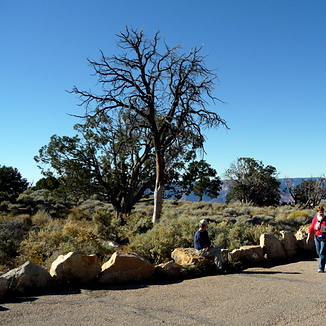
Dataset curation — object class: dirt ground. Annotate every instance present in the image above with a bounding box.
[1,258,325,326]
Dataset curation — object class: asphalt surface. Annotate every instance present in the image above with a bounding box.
[1,258,325,326]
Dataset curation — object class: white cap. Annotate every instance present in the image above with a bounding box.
[199,219,208,227]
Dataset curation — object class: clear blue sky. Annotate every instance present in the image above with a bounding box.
[1,0,326,184]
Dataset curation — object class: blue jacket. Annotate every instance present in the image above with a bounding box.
[194,229,211,250]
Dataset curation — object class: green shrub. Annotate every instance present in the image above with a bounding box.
[210,221,233,249]
[18,219,112,268]
[92,209,121,240]
[18,227,63,266]
[231,222,277,248]
[222,207,237,218]
[274,210,312,229]
[32,210,53,226]
[209,220,278,250]
[1,199,319,269]
[126,225,177,264]
[124,213,153,236]
[126,217,197,264]
[79,199,114,216]
[48,204,70,219]
[68,207,90,220]
[0,201,11,213]
[0,219,29,267]
[166,201,216,219]
[287,211,311,224]
[17,193,35,206]
[249,209,268,217]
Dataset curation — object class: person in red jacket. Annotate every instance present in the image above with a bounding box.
[307,206,326,272]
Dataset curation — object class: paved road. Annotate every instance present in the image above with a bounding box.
[1,258,325,326]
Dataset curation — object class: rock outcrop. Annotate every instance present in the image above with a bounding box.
[155,260,188,279]
[260,233,286,259]
[228,245,264,263]
[295,226,315,252]
[1,261,53,295]
[50,252,101,285]
[171,248,214,268]
[98,252,155,284]
[280,230,297,257]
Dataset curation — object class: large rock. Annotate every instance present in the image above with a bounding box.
[1,261,53,295]
[0,276,9,300]
[228,249,242,263]
[98,252,155,284]
[171,248,214,268]
[260,233,286,259]
[280,231,297,257]
[240,245,264,262]
[155,261,187,279]
[295,226,315,252]
[221,249,231,263]
[50,252,101,285]
[228,246,264,263]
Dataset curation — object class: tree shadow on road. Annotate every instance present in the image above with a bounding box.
[238,270,301,275]
[0,296,38,305]
[89,277,186,292]
[235,255,318,276]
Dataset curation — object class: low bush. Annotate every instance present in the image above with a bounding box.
[207,220,278,250]
[0,195,320,269]
[0,201,11,213]
[18,219,113,268]
[287,210,311,222]
[68,207,90,221]
[211,221,232,249]
[0,219,30,268]
[124,213,153,236]
[126,216,197,264]
[222,207,238,218]
[274,210,312,230]
[32,210,53,226]
[92,209,123,241]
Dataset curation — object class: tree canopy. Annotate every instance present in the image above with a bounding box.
[34,176,60,191]
[182,160,222,201]
[225,157,281,206]
[0,165,28,202]
[35,109,199,217]
[285,177,326,207]
[35,111,155,215]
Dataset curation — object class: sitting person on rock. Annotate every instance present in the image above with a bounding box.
[194,219,223,270]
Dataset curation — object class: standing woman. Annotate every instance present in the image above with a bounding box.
[307,206,326,272]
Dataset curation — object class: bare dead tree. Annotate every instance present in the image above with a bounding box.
[71,27,227,223]
[285,176,326,208]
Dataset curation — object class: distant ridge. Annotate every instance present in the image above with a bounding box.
[181,177,318,203]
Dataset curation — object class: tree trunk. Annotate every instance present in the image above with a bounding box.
[152,151,165,224]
